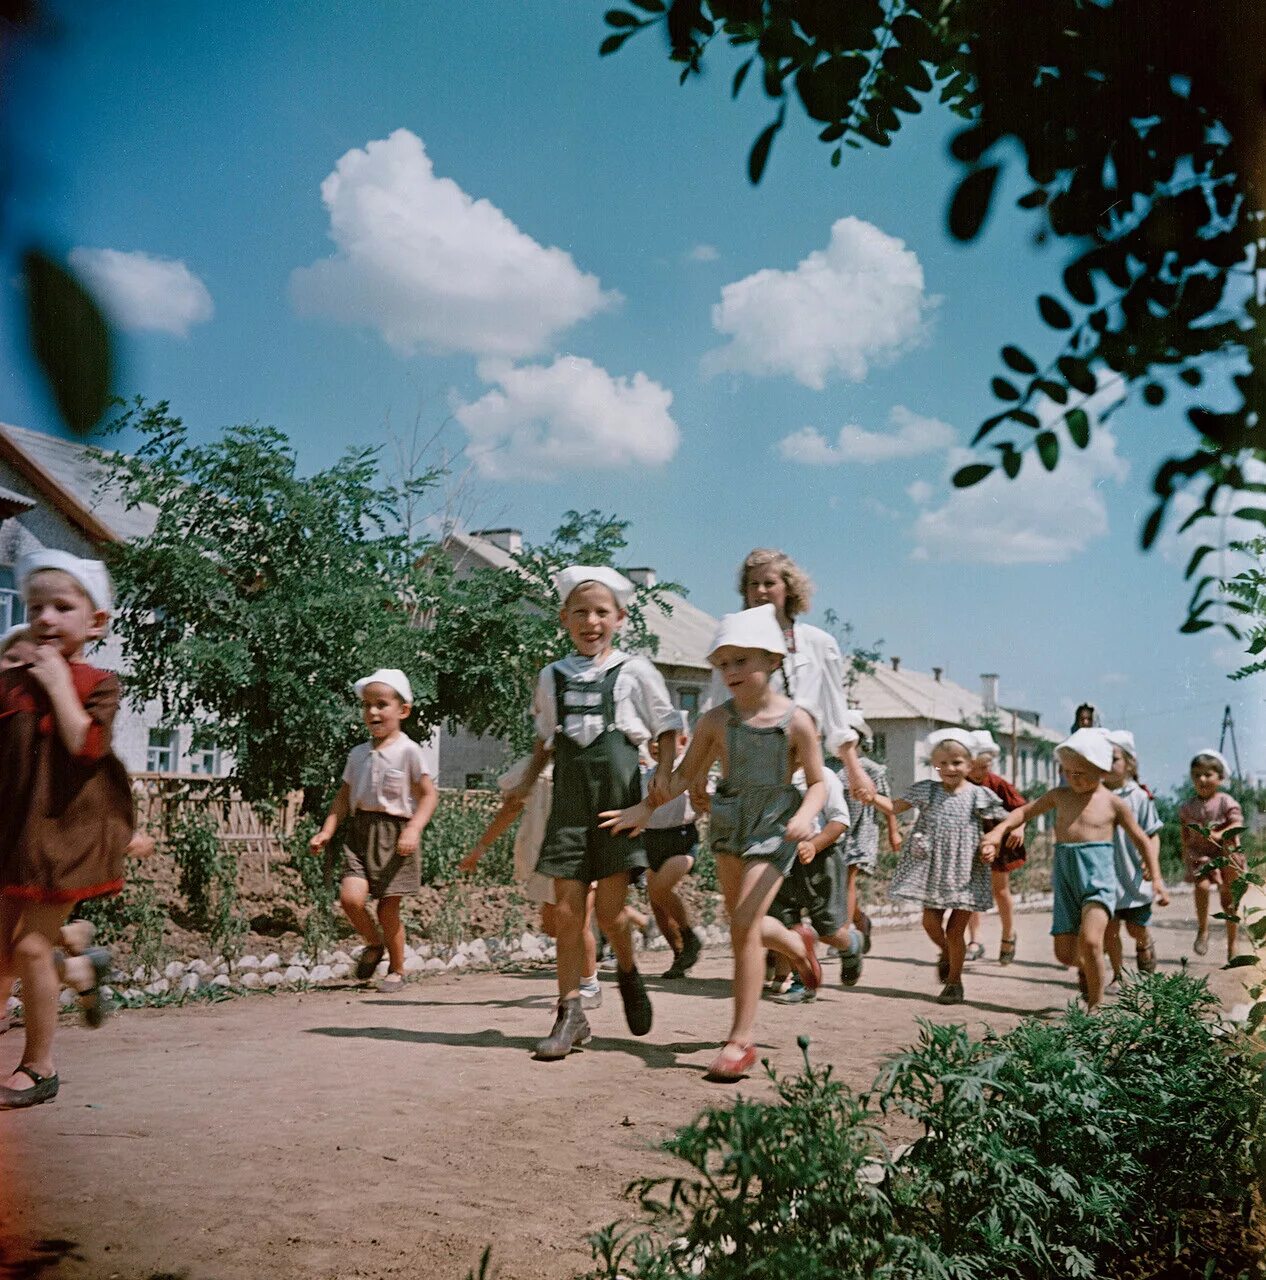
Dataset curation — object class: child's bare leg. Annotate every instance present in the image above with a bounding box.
[1125,919,1154,970]
[5,903,72,1087]
[1221,867,1241,953]
[1078,905,1110,1008]
[846,865,859,928]
[992,868,1015,942]
[581,888,598,976]
[338,877,381,948]
[647,857,693,953]
[1194,877,1211,945]
[1104,918,1124,980]
[944,910,970,984]
[594,873,635,972]
[552,879,589,1000]
[376,897,405,975]
[717,855,795,1047]
[539,903,558,938]
[922,908,947,953]
[1053,933,1079,968]
[966,912,981,946]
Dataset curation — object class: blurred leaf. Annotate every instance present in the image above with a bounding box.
[1038,294,1073,329]
[953,463,994,488]
[948,164,1000,241]
[1066,407,1091,448]
[1036,430,1059,470]
[748,107,785,184]
[23,248,114,435]
[1002,345,1038,375]
[991,376,1021,401]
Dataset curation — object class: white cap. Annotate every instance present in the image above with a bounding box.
[1191,747,1230,775]
[1105,728,1137,761]
[969,729,1001,759]
[844,707,873,740]
[1057,727,1113,773]
[354,668,413,704]
[707,603,787,661]
[552,565,635,609]
[924,726,974,755]
[17,549,114,614]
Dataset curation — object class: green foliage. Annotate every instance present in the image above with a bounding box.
[167,809,247,961]
[285,816,339,959]
[79,874,169,976]
[821,607,882,701]
[420,793,514,885]
[582,974,1265,1280]
[600,1,1266,648]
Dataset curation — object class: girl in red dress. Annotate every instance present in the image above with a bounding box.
[0,551,134,1109]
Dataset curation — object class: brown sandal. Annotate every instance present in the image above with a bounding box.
[1137,940,1157,974]
[999,936,1017,966]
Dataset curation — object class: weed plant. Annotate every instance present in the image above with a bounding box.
[286,816,340,959]
[167,809,247,961]
[579,973,1264,1280]
[79,872,169,976]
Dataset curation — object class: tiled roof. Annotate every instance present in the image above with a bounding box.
[0,423,158,543]
[0,484,34,520]
[443,529,717,673]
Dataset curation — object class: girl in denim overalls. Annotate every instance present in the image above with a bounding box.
[510,566,679,1061]
[603,605,826,1082]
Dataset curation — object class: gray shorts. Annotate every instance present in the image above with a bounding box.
[342,811,420,899]
[769,846,848,937]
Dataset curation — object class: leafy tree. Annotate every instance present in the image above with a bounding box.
[98,399,674,805]
[600,0,1266,641]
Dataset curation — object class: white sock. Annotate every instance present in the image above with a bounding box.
[580,973,600,995]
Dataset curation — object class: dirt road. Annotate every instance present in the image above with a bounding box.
[0,902,1243,1280]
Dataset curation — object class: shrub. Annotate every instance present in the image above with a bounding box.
[286,816,340,959]
[167,808,247,961]
[79,873,169,976]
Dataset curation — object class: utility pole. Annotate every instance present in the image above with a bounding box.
[1220,705,1243,780]
[1011,710,1019,786]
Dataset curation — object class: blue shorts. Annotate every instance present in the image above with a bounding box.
[1051,842,1117,936]
[1114,903,1153,927]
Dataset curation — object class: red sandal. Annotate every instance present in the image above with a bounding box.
[791,923,822,992]
[706,1042,757,1082]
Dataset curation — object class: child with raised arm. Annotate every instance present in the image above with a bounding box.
[981,728,1165,1009]
[310,669,438,992]
[1180,749,1246,959]
[1102,731,1167,988]
[0,553,136,1108]
[602,604,826,1082]
[641,716,704,979]
[873,728,1007,1005]
[964,730,1029,965]
[507,566,678,1061]
[840,709,898,956]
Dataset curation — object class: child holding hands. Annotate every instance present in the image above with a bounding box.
[1179,749,1246,959]
[982,728,1166,1009]
[603,604,826,1082]
[310,669,438,992]
[0,552,135,1108]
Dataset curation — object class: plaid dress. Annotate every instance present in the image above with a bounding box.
[889,780,1005,913]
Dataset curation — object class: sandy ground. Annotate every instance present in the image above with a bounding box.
[0,900,1246,1280]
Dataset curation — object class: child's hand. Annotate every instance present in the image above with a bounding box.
[889,830,903,853]
[457,847,485,875]
[397,828,421,857]
[25,642,73,693]
[1153,879,1170,907]
[646,770,673,812]
[308,830,330,855]
[599,802,652,836]
[796,840,816,865]
[785,814,814,844]
[850,778,877,805]
[979,839,998,865]
[126,832,156,860]
[689,782,711,813]
[1004,828,1024,850]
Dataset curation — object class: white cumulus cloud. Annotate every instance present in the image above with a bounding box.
[702,216,934,389]
[909,384,1130,564]
[688,243,719,262]
[1158,452,1266,574]
[778,405,954,465]
[290,129,616,359]
[69,247,212,336]
[454,356,680,481]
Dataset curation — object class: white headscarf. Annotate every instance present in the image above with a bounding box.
[17,549,114,614]
[708,604,787,661]
[552,565,635,610]
[1191,747,1230,776]
[354,668,413,704]
[969,729,1001,759]
[923,726,974,756]
[844,708,873,740]
[1057,728,1113,773]
[1105,728,1137,763]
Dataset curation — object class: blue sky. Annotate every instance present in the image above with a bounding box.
[3,1,1261,789]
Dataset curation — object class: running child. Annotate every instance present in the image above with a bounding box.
[602,604,826,1082]
[964,730,1028,965]
[840,709,899,956]
[460,759,602,1009]
[506,566,678,1061]
[1179,749,1246,959]
[874,728,1007,1005]
[0,552,135,1108]
[1103,730,1167,987]
[982,728,1164,1009]
[641,715,704,979]
[310,668,438,993]
[768,759,863,1002]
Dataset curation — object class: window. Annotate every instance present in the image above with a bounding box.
[147,729,178,773]
[189,745,221,776]
[0,565,23,631]
[678,687,700,715]
[466,772,488,790]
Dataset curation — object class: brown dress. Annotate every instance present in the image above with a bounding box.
[0,661,134,904]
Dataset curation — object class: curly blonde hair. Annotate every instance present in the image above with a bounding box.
[738,548,814,619]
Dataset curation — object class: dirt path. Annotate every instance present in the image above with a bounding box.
[0,902,1243,1280]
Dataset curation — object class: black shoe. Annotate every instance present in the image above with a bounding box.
[677,929,702,974]
[663,950,687,980]
[858,911,872,955]
[77,947,114,1029]
[937,951,950,983]
[937,983,964,1006]
[355,944,385,981]
[533,998,591,1060]
[0,1064,59,1110]
[840,934,863,988]
[617,966,653,1036]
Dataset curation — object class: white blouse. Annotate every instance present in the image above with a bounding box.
[533,650,679,749]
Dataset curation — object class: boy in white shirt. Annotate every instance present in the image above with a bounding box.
[310,669,438,992]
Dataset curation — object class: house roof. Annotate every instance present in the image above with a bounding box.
[852,663,1063,745]
[0,423,158,544]
[0,484,35,521]
[443,529,718,674]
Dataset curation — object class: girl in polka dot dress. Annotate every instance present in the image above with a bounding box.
[872,728,1005,1005]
